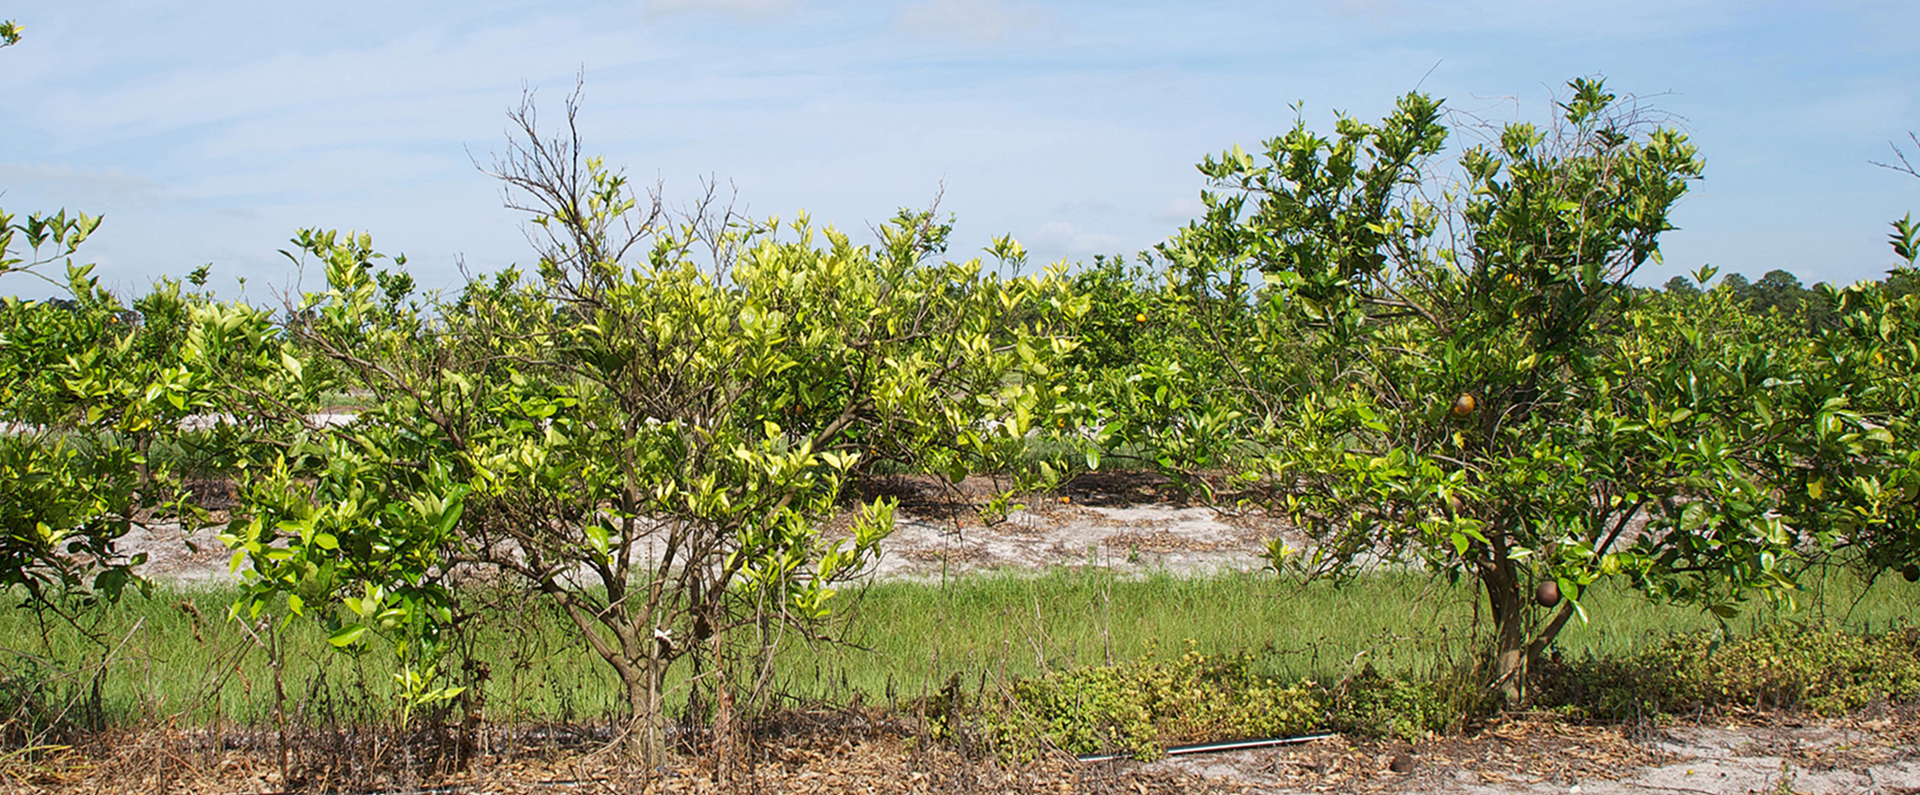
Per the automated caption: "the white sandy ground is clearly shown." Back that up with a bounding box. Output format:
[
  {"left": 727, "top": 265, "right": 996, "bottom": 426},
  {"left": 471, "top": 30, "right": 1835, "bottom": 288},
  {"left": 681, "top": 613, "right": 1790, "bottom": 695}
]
[
  {"left": 1138, "top": 717, "right": 1920, "bottom": 794},
  {"left": 121, "top": 499, "right": 1296, "bottom": 587}
]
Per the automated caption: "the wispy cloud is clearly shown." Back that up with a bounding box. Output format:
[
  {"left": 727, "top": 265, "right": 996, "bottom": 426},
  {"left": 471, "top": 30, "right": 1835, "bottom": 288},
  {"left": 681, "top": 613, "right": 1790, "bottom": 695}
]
[
  {"left": 895, "top": 0, "right": 1046, "bottom": 43},
  {"left": 1315, "top": 0, "right": 1737, "bottom": 37},
  {"left": 31, "top": 24, "right": 608, "bottom": 157},
  {"left": 0, "top": 163, "right": 165, "bottom": 206},
  {"left": 1031, "top": 220, "right": 1120, "bottom": 255},
  {"left": 1154, "top": 196, "right": 1205, "bottom": 224},
  {"left": 1789, "top": 85, "right": 1913, "bottom": 140},
  {"left": 646, "top": 0, "right": 805, "bottom": 19}
]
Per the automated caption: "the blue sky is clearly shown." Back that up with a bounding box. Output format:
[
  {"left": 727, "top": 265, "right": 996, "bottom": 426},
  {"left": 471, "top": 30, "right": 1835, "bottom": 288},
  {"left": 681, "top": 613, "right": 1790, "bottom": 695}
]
[{"left": 2, "top": 0, "right": 1916, "bottom": 301}]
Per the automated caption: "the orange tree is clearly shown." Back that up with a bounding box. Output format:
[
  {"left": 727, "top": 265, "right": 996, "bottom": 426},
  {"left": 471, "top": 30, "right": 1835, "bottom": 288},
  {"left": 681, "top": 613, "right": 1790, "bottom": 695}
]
[
  {"left": 0, "top": 210, "right": 286, "bottom": 608},
  {"left": 1062, "top": 253, "right": 1267, "bottom": 498},
  {"left": 1158, "top": 78, "right": 1816, "bottom": 701},
  {"left": 225, "top": 90, "right": 1081, "bottom": 761},
  {"left": 0, "top": 211, "right": 153, "bottom": 606},
  {"left": 1778, "top": 218, "right": 1920, "bottom": 580}
]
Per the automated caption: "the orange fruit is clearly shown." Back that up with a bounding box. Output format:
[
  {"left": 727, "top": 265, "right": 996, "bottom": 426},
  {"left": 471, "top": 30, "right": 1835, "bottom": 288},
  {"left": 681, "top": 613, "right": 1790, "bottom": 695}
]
[
  {"left": 1535, "top": 580, "right": 1562, "bottom": 608},
  {"left": 1450, "top": 393, "right": 1476, "bottom": 417}
]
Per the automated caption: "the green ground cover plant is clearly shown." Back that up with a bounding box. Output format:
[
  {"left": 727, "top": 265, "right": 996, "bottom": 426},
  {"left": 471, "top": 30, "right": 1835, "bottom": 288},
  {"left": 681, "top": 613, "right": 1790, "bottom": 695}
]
[
  {"left": 1537, "top": 623, "right": 1920, "bottom": 720},
  {"left": 984, "top": 643, "right": 1320, "bottom": 761}
]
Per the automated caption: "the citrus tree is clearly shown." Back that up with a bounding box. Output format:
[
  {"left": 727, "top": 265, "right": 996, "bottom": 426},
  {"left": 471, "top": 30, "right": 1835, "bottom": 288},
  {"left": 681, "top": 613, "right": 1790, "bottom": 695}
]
[
  {"left": 0, "top": 206, "right": 308, "bottom": 617},
  {"left": 1158, "top": 78, "right": 1817, "bottom": 700},
  {"left": 2, "top": 26, "right": 308, "bottom": 616},
  {"left": 1736, "top": 143, "right": 1920, "bottom": 593},
  {"left": 227, "top": 89, "right": 1082, "bottom": 761},
  {"left": 1061, "top": 253, "right": 1270, "bottom": 497},
  {"left": 1775, "top": 218, "right": 1920, "bottom": 580},
  {"left": 0, "top": 210, "right": 153, "bottom": 606}
]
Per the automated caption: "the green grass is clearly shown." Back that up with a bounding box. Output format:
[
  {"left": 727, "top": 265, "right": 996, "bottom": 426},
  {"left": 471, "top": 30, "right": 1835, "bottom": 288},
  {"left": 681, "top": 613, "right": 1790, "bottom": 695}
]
[
  {"left": 787, "top": 564, "right": 1920, "bottom": 699},
  {"left": 0, "top": 587, "right": 632, "bottom": 730},
  {"left": 3, "top": 565, "right": 1916, "bottom": 732}
]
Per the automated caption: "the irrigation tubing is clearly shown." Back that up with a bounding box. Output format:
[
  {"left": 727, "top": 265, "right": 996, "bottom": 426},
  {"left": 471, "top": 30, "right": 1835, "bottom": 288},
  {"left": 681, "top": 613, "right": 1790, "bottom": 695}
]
[{"left": 1076, "top": 731, "right": 1339, "bottom": 763}]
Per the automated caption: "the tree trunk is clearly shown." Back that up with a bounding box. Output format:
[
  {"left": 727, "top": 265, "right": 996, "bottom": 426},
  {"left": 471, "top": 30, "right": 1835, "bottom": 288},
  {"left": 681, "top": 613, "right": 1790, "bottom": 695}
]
[
  {"left": 547, "top": 593, "right": 671, "bottom": 766},
  {"left": 616, "top": 647, "right": 668, "bottom": 766},
  {"left": 1479, "top": 546, "right": 1528, "bottom": 705},
  {"left": 709, "top": 634, "right": 737, "bottom": 786}
]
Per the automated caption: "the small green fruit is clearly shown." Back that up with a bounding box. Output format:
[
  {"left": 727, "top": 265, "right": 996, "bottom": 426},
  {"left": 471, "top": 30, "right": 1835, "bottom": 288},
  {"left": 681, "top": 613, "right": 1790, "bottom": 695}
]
[
  {"left": 1903, "top": 563, "right": 1919, "bottom": 583},
  {"left": 1535, "top": 580, "right": 1562, "bottom": 608}
]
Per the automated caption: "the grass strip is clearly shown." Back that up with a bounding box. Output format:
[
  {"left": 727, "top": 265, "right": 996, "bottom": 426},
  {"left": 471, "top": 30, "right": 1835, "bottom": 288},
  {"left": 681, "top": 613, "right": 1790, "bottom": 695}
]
[{"left": 1, "top": 564, "right": 1914, "bottom": 733}]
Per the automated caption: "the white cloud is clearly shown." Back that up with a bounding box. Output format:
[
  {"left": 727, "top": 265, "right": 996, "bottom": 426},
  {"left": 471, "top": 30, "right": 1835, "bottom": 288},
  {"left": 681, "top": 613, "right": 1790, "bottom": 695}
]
[
  {"left": 1155, "top": 196, "right": 1206, "bottom": 224},
  {"left": 1308, "top": 0, "right": 1736, "bottom": 40},
  {"left": 0, "top": 163, "right": 166, "bottom": 206},
  {"left": 1790, "top": 85, "right": 1913, "bottom": 140},
  {"left": 1031, "top": 220, "right": 1120, "bottom": 254},
  {"left": 645, "top": 0, "right": 804, "bottom": 18},
  {"left": 896, "top": 0, "right": 1045, "bottom": 43},
  {"left": 32, "top": 23, "right": 600, "bottom": 154}
]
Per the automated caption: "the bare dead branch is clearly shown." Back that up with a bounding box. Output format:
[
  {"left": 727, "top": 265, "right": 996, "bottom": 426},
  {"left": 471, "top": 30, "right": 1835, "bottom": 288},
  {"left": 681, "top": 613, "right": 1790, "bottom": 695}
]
[{"left": 1871, "top": 132, "right": 1920, "bottom": 180}]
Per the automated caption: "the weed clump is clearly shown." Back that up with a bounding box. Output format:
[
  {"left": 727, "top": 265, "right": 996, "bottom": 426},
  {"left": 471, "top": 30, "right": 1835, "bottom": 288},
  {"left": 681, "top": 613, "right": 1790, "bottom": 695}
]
[
  {"left": 1322, "top": 664, "right": 1485, "bottom": 744},
  {"left": 1535, "top": 623, "right": 1920, "bottom": 719},
  {"left": 978, "top": 624, "right": 1920, "bottom": 762},
  {"left": 985, "top": 643, "right": 1318, "bottom": 761}
]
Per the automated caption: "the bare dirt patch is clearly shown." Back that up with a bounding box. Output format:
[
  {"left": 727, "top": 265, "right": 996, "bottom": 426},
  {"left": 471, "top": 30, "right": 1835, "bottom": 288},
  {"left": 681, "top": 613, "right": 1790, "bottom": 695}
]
[
  {"left": 1129, "top": 707, "right": 1920, "bottom": 794},
  {"left": 122, "top": 472, "right": 1302, "bottom": 587}
]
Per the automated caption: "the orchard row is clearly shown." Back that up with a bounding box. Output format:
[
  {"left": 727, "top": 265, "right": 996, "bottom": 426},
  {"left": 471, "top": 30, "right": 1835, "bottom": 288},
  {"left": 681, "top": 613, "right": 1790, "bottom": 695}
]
[{"left": 4, "top": 78, "right": 1917, "bottom": 759}]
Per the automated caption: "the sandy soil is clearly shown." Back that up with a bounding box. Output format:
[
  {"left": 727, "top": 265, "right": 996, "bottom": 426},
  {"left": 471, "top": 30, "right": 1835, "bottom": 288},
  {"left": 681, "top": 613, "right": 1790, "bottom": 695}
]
[
  {"left": 1136, "top": 709, "right": 1920, "bottom": 794},
  {"left": 120, "top": 472, "right": 1299, "bottom": 588}
]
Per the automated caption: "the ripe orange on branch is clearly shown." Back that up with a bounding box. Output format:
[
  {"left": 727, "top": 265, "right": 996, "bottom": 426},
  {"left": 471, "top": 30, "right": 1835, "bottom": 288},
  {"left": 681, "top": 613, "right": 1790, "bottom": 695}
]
[
  {"left": 1535, "top": 580, "right": 1562, "bottom": 608},
  {"left": 1450, "top": 393, "right": 1476, "bottom": 418}
]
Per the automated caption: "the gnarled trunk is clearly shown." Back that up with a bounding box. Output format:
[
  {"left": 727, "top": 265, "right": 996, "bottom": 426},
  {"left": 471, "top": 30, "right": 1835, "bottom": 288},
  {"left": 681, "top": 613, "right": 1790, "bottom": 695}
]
[
  {"left": 1479, "top": 545, "right": 1529, "bottom": 705},
  {"left": 1479, "top": 531, "right": 1580, "bottom": 706},
  {"left": 620, "top": 649, "right": 667, "bottom": 766}
]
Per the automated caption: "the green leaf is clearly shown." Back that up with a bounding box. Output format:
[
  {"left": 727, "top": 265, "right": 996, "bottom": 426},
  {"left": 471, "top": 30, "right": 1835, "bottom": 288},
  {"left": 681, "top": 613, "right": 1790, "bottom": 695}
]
[{"left": 328, "top": 624, "right": 370, "bottom": 648}]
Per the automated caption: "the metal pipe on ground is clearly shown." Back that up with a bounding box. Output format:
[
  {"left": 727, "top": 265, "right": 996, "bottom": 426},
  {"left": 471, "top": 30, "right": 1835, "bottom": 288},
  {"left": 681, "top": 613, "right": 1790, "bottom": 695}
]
[{"left": 1076, "top": 731, "right": 1338, "bottom": 763}]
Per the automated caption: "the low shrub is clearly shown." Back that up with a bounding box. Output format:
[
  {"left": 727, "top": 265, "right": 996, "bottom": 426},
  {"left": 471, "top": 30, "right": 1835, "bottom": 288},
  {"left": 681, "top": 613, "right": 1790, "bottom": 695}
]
[
  {"left": 0, "top": 655, "right": 95, "bottom": 750},
  {"left": 979, "top": 624, "right": 1920, "bottom": 762},
  {"left": 1324, "top": 663, "right": 1487, "bottom": 744},
  {"left": 1535, "top": 623, "right": 1920, "bottom": 719},
  {"left": 986, "top": 643, "right": 1318, "bottom": 761}
]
